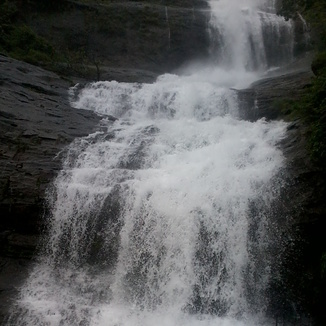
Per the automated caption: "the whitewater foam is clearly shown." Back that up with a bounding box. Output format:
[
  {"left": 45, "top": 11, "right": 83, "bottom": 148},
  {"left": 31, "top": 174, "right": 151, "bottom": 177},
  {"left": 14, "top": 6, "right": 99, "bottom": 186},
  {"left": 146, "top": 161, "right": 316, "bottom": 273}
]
[{"left": 7, "top": 1, "right": 293, "bottom": 325}]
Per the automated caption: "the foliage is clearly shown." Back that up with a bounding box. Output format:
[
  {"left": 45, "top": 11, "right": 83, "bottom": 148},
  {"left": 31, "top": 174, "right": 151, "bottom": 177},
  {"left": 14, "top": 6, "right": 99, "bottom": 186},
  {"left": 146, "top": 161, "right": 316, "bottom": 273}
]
[
  {"left": 22, "top": 0, "right": 66, "bottom": 12},
  {"left": 279, "top": 0, "right": 326, "bottom": 167},
  {"left": 302, "top": 1, "right": 326, "bottom": 166},
  {"left": 280, "top": 0, "right": 314, "bottom": 16},
  {"left": 284, "top": 73, "right": 326, "bottom": 166},
  {"left": 280, "top": 0, "right": 326, "bottom": 49},
  {"left": 0, "top": 0, "right": 18, "bottom": 52},
  {"left": 302, "top": 78, "right": 326, "bottom": 163},
  {"left": 322, "top": 252, "right": 326, "bottom": 277},
  {"left": 278, "top": 2, "right": 326, "bottom": 323},
  {"left": 0, "top": 0, "right": 98, "bottom": 77},
  {"left": 311, "top": 51, "right": 326, "bottom": 76},
  {"left": 0, "top": 1, "right": 56, "bottom": 64},
  {"left": 7, "top": 25, "right": 55, "bottom": 63}
]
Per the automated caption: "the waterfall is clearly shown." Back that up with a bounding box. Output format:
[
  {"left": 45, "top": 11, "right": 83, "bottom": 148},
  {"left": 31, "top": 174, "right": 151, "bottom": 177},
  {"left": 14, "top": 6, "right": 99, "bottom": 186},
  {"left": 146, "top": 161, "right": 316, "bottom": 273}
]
[
  {"left": 165, "top": 6, "right": 171, "bottom": 49},
  {"left": 208, "top": 0, "right": 294, "bottom": 71},
  {"left": 7, "top": 1, "right": 295, "bottom": 325}
]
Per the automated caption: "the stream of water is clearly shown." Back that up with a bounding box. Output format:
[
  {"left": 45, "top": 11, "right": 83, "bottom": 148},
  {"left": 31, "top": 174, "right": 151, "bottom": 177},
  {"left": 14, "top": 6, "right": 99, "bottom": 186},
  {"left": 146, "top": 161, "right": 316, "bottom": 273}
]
[{"left": 8, "top": 1, "right": 296, "bottom": 325}]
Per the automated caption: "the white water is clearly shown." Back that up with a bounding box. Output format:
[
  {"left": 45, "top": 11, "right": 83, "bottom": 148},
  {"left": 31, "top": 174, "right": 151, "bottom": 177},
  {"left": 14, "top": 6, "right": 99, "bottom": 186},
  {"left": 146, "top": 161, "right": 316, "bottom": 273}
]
[
  {"left": 8, "top": 1, "right": 294, "bottom": 325},
  {"left": 209, "top": 0, "right": 293, "bottom": 71}
]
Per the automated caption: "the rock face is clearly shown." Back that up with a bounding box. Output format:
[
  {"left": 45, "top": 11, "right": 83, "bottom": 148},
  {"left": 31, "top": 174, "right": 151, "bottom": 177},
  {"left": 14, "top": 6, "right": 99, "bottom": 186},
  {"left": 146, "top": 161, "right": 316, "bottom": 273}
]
[
  {"left": 237, "top": 54, "right": 314, "bottom": 121},
  {"left": 238, "top": 57, "right": 326, "bottom": 325},
  {"left": 0, "top": 55, "right": 101, "bottom": 235},
  {"left": 0, "top": 54, "right": 101, "bottom": 322},
  {"left": 278, "top": 125, "right": 326, "bottom": 325},
  {"left": 25, "top": 0, "right": 209, "bottom": 77}
]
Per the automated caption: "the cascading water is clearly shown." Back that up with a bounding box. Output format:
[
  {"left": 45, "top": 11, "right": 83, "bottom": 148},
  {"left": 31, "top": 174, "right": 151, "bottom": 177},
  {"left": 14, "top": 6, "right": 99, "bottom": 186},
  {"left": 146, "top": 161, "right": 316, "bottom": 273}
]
[
  {"left": 209, "top": 0, "right": 293, "bottom": 70},
  {"left": 7, "top": 1, "right": 296, "bottom": 325}
]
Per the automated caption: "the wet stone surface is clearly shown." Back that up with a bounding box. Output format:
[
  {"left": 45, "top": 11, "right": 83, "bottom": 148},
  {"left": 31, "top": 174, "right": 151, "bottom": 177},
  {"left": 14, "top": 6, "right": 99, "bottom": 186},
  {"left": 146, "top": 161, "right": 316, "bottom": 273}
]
[{"left": 0, "top": 54, "right": 101, "bottom": 323}]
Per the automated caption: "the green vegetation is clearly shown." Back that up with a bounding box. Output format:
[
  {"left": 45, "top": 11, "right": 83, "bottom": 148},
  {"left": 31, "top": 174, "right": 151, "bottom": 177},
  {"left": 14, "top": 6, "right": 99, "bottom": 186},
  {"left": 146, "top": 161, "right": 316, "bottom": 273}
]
[
  {"left": 0, "top": 1, "right": 57, "bottom": 65},
  {"left": 283, "top": 69, "right": 326, "bottom": 166},
  {"left": 281, "top": 1, "right": 326, "bottom": 50},
  {"left": 0, "top": 0, "right": 184, "bottom": 79},
  {"left": 302, "top": 76, "right": 326, "bottom": 163},
  {"left": 280, "top": 0, "right": 326, "bottom": 168},
  {"left": 322, "top": 252, "right": 326, "bottom": 277},
  {"left": 0, "top": 0, "right": 103, "bottom": 78},
  {"left": 276, "top": 2, "right": 326, "bottom": 322},
  {"left": 5, "top": 25, "right": 56, "bottom": 64}
]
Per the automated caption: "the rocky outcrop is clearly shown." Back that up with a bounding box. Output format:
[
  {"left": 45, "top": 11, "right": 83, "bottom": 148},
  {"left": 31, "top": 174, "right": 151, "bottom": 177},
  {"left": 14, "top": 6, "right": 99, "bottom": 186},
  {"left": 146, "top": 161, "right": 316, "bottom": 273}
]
[
  {"left": 237, "top": 53, "right": 314, "bottom": 121},
  {"left": 238, "top": 55, "right": 326, "bottom": 325},
  {"left": 0, "top": 54, "right": 101, "bottom": 322},
  {"left": 25, "top": 0, "right": 209, "bottom": 77},
  {"left": 0, "top": 54, "right": 101, "bottom": 235},
  {"left": 278, "top": 113, "right": 326, "bottom": 324}
]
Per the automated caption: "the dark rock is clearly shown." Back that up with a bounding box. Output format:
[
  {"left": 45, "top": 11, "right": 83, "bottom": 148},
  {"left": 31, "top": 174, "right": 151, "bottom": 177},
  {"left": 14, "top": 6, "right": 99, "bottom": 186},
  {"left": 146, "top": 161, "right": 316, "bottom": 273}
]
[
  {"left": 0, "top": 257, "right": 32, "bottom": 324},
  {"left": 266, "top": 119, "right": 326, "bottom": 324},
  {"left": 237, "top": 53, "right": 314, "bottom": 121},
  {"left": 237, "top": 54, "right": 326, "bottom": 324},
  {"left": 25, "top": 0, "right": 210, "bottom": 78},
  {"left": 0, "top": 54, "right": 101, "bottom": 323},
  {"left": 0, "top": 55, "right": 101, "bottom": 235}
]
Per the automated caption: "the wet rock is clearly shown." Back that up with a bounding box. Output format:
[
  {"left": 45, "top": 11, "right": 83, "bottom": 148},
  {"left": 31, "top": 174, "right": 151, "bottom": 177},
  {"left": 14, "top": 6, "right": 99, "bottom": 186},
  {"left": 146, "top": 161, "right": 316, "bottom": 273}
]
[
  {"left": 0, "top": 54, "right": 101, "bottom": 235},
  {"left": 237, "top": 54, "right": 314, "bottom": 121},
  {"left": 237, "top": 55, "right": 326, "bottom": 324},
  {"left": 0, "top": 54, "right": 101, "bottom": 323},
  {"left": 0, "top": 257, "right": 32, "bottom": 324}
]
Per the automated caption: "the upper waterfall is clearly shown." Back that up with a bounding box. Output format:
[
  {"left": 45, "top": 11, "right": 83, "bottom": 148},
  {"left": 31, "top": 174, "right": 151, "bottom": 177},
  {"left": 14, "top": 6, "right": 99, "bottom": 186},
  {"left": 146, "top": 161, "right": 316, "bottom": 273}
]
[{"left": 208, "top": 0, "right": 294, "bottom": 71}]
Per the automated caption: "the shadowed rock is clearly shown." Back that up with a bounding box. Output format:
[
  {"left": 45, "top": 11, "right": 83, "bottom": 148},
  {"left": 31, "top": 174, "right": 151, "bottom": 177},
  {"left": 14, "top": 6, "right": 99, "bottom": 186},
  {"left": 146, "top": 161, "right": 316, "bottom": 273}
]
[{"left": 0, "top": 54, "right": 101, "bottom": 322}]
